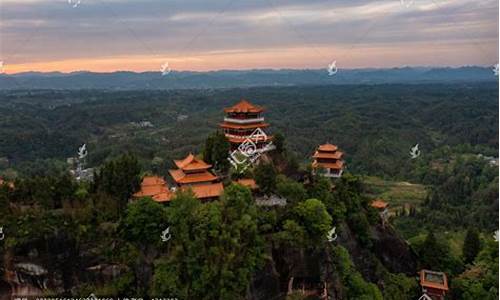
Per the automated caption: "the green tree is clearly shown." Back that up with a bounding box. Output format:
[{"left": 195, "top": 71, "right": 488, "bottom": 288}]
[
  {"left": 276, "top": 175, "right": 307, "bottom": 205},
  {"left": 151, "top": 185, "right": 264, "bottom": 300},
  {"left": 273, "top": 132, "right": 285, "bottom": 154},
  {"left": 331, "top": 245, "right": 383, "bottom": 300},
  {"left": 121, "top": 197, "right": 168, "bottom": 246},
  {"left": 95, "top": 153, "right": 141, "bottom": 214},
  {"left": 463, "top": 227, "right": 481, "bottom": 265},
  {"left": 294, "top": 198, "right": 332, "bottom": 241},
  {"left": 254, "top": 162, "right": 277, "bottom": 194},
  {"left": 203, "top": 131, "right": 231, "bottom": 172},
  {"left": 274, "top": 219, "right": 306, "bottom": 247},
  {"left": 382, "top": 273, "right": 419, "bottom": 300},
  {"left": 417, "top": 230, "right": 459, "bottom": 272},
  {"left": 348, "top": 212, "right": 372, "bottom": 247},
  {"left": 452, "top": 239, "right": 499, "bottom": 300}
]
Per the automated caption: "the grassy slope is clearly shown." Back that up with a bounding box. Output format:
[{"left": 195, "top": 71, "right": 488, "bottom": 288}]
[
  {"left": 363, "top": 176, "right": 467, "bottom": 257},
  {"left": 362, "top": 175, "right": 427, "bottom": 208}
]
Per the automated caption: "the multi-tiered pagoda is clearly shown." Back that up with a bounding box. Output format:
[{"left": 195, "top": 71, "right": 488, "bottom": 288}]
[
  {"left": 220, "top": 99, "right": 272, "bottom": 150},
  {"left": 312, "top": 143, "right": 344, "bottom": 178},
  {"left": 168, "top": 153, "right": 224, "bottom": 200}
]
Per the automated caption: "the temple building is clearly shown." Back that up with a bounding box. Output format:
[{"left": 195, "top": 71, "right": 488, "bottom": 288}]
[
  {"left": 0, "top": 178, "right": 14, "bottom": 189},
  {"left": 419, "top": 270, "right": 448, "bottom": 300},
  {"left": 234, "top": 178, "right": 259, "bottom": 191},
  {"left": 312, "top": 143, "right": 344, "bottom": 178},
  {"left": 371, "top": 199, "right": 389, "bottom": 226},
  {"left": 133, "top": 176, "right": 172, "bottom": 203},
  {"left": 220, "top": 99, "right": 273, "bottom": 151},
  {"left": 168, "top": 153, "right": 224, "bottom": 200}
]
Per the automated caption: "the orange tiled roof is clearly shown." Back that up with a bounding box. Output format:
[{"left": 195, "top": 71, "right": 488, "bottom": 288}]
[
  {"left": 169, "top": 169, "right": 217, "bottom": 184},
  {"left": 152, "top": 192, "right": 172, "bottom": 202},
  {"left": 371, "top": 199, "right": 389, "bottom": 209},
  {"left": 235, "top": 178, "right": 258, "bottom": 190},
  {"left": 174, "top": 153, "right": 212, "bottom": 171},
  {"left": 224, "top": 100, "right": 264, "bottom": 113},
  {"left": 313, "top": 150, "right": 343, "bottom": 159},
  {"left": 141, "top": 176, "right": 167, "bottom": 186},
  {"left": 133, "top": 176, "right": 172, "bottom": 202},
  {"left": 420, "top": 270, "right": 448, "bottom": 291},
  {"left": 312, "top": 160, "right": 344, "bottom": 170},
  {"left": 220, "top": 122, "right": 269, "bottom": 129},
  {"left": 182, "top": 183, "right": 224, "bottom": 199},
  {"left": 318, "top": 143, "right": 338, "bottom": 152},
  {"left": 0, "top": 178, "right": 14, "bottom": 189}
]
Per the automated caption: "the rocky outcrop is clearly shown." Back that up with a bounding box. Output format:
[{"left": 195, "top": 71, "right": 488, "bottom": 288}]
[
  {"left": 370, "top": 224, "right": 418, "bottom": 275},
  {"left": 337, "top": 221, "right": 418, "bottom": 282}
]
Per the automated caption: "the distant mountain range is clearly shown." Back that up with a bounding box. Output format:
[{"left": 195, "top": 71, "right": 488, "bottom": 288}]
[{"left": 0, "top": 66, "right": 497, "bottom": 90}]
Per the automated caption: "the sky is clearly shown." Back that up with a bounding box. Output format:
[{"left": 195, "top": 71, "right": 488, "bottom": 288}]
[{"left": 0, "top": 0, "right": 498, "bottom": 73}]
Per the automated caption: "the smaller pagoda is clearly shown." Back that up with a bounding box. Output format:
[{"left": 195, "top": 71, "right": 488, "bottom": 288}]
[
  {"left": 419, "top": 270, "right": 448, "bottom": 300},
  {"left": 133, "top": 176, "right": 172, "bottom": 203},
  {"left": 0, "top": 178, "right": 14, "bottom": 189},
  {"left": 220, "top": 99, "right": 273, "bottom": 151},
  {"left": 168, "top": 153, "right": 224, "bottom": 200},
  {"left": 371, "top": 199, "right": 389, "bottom": 226},
  {"left": 312, "top": 143, "right": 344, "bottom": 178}
]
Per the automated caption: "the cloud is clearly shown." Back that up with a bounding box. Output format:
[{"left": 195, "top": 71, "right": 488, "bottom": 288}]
[{"left": 0, "top": 0, "right": 497, "bottom": 71}]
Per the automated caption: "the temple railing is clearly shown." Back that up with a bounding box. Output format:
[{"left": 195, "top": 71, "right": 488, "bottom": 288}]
[{"left": 223, "top": 117, "right": 265, "bottom": 124}]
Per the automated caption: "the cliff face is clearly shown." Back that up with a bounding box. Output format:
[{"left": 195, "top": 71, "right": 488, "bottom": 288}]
[
  {"left": 248, "top": 221, "right": 418, "bottom": 300},
  {"left": 337, "top": 222, "right": 418, "bottom": 280},
  {"left": 370, "top": 224, "right": 418, "bottom": 275},
  {"left": 0, "top": 232, "right": 129, "bottom": 298},
  {"left": 1, "top": 232, "right": 78, "bottom": 298},
  {"left": 1, "top": 220, "right": 417, "bottom": 300}
]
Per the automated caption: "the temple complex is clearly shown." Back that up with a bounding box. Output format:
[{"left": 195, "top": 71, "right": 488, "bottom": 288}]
[
  {"left": 220, "top": 99, "right": 273, "bottom": 151},
  {"left": 168, "top": 153, "right": 224, "bottom": 200},
  {"left": 133, "top": 176, "right": 172, "bottom": 203},
  {"left": 312, "top": 143, "right": 344, "bottom": 178},
  {"left": 419, "top": 270, "right": 448, "bottom": 300}
]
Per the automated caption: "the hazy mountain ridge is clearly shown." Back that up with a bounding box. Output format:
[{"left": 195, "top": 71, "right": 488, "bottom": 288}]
[{"left": 0, "top": 66, "right": 496, "bottom": 89}]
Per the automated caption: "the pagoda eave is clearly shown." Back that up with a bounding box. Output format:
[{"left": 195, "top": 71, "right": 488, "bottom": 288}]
[
  {"left": 312, "top": 160, "right": 344, "bottom": 170},
  {"left": 219, "top": 122, "right": 269, "bottom": 129},
  {"left": 226, "top": 135, "right": 273, "bottom": 144},
  {"left": 168, "top": 169, "right": 218, "bottom": 184}
]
